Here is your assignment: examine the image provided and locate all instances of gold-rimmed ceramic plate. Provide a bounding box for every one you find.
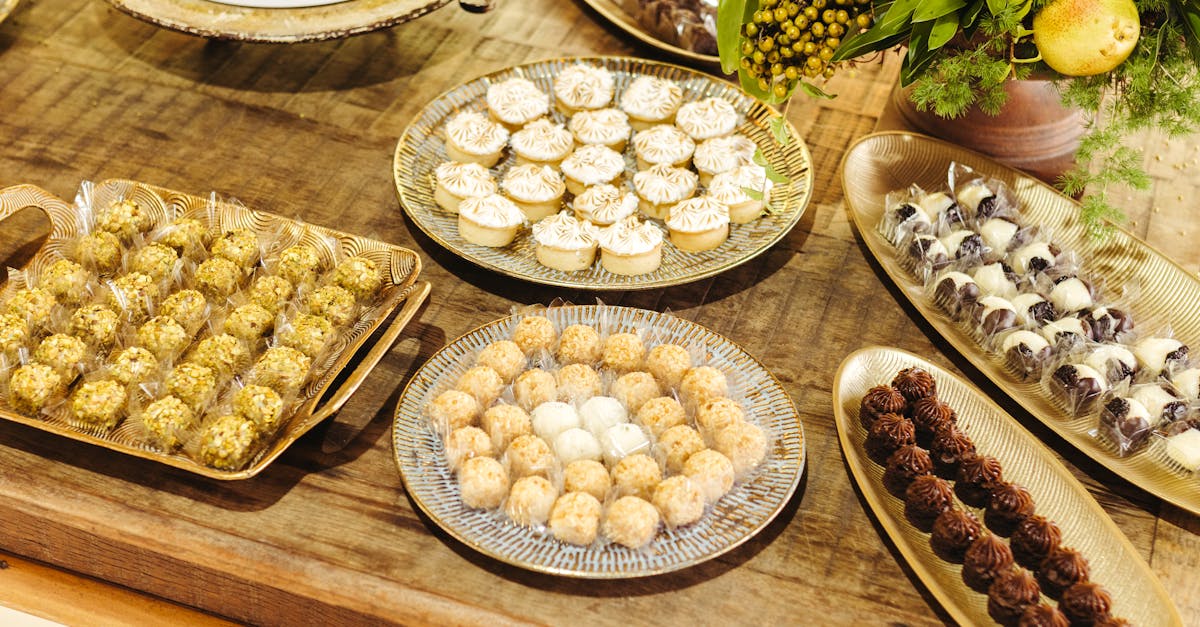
[580,0,721,67]
[105,0,448,43]
[392,304,805,578]
[841,130,1200,516]
[0,181,426,479]
[834,346,1181,626]
[393,56,813,291]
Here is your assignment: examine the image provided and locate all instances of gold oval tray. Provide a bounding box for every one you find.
[105,0,448,43]
[0,181,427,479]
[392,56,814,291]
[392,304,806,578]
[834,346,1181,625]
[0,0,18,26]
[580,0,720,68]
[841,130,1200,516]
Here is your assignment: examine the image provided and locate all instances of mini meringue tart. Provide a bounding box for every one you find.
[666,195,730,252]
[573,183,638,226]
[501,163,566,221]
[597,216,664,276]
[633,164,698,220]
[554,64,615,116]
[443,110,509,168]
[485,76,550,130]
[619,75,683,130]
[568,107,632,152]
[674,97,740,141]
[510,118,575,168]
[457,193,526,247]
[434,161,497,213]
[560,144,626,195]
[531,211,599,272]
[708,164,773,224]
[633,124,695,170]
[693,134,758,186]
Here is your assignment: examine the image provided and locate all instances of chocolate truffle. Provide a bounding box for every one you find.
[1000,330,1052,381]
[1037,547,1091,598]
[929,426,977,479]
[988,568,1042,626]
[909,396,956,447]
[1018,604,1070,627]
[891,367,937,403]
[904,474,954,531]
[1098,397,1153,454]
[908,234,949,268]
[975,296,1019,335]
[929,508,981,563]
[1059,582,1113,626]
[934,271,981,317]
[987,482,1036,536]
[963,533,1015,592]
[859,385,906,429]
[1010,515,1063,569]
[882,445,932,497]
[956,454,1004,508]
[865,412,916,463]
[1012,293,1056,326]
[1080,307,1133,342]
[1132,336,1188,376]
[941,229,984,259]
[1051,364,1107,413]
[1083,344,1137,384]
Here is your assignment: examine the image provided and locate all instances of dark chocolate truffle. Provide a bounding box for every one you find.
[956,454,1004,508]
[1059,582,1113,626]
[1037,547,1090,598]
[1018,603,1069,627]
[934,273,982,318]
[930,426,977,479]
[904,474,954,531]
[891,367,937,403]
[882,445,932,497]
[963,533,1015,592]
[1052,364,1106,412]
[1010,515,1063,569]
[988,568,1042,626]
[929,508,981,563]
[986,482,1035,536]
[909,396,956,447]
[859,385,906,429]
[865,412,916,463]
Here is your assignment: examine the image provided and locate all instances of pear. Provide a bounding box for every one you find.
[1033,0,1140,76]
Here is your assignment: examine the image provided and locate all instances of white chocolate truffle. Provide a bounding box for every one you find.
[603,496,660,548]
[549,491,603,545]
[1129,384,1183,426]
[531,401,581,442]
[556,363,602,401]
[197,414,257,471]
[579,396,628,436]
[6,288,55,329]
[1048,277,1093,313]
[554,427,603,465]
[41,259,89,303]
[446,426,494,471]
[131,243,179,281]
[137,315,190,359]
[1011,293,1051,326]
[233,384,284,431]
[1133,337,1187,375]
[481,403,532,452]
[141,396,195,451]
[159,289,208,331]
[333,256,383,302]
[695,397,745,436]
[476,340,526,383]
[277,244,321,288]
[109,346,158,387]
[225,303,275,341]
[1166,429,1200,471]
[563,459,611,502]
[646,344,691,388]
[657,424,705,474]
[306,285,357,328]
[600,423,651,467]
[1010,241,1057,275]
[652,475,705,528]
[636,396,686,437]
[611,371,661,413]
[458,456,509,509]
[714,421,768,476]
[33,333,87,375]
[918,192,956,219]
[165,362,217,410]
[1084,344,1137,383]
[514,368,558,410]
[9,363,62,413]
[512,315,556,355]
[683,449,735,503]
[610,453,662,500]
[505,476,558,526]
[70,304,120,347]
[602,332,645,372]
[971,263,1016,298]
[1172,368,1200,399]
[455,365,504,406]
[70,379,126,430]
[505,434,556,479]
[979,218,1019,253]
[557,324,601,365]
[428,389,480,432]
[249,275,294,314]
[679,366,728,405]
[1041,317,1089,345]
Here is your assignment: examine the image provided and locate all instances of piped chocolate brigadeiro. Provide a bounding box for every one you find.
[930,426,977,479]
[859,385,906,429]
[929,508,981,563]
[986,482,1036,537]
[1059,582,1113,626]
[1018,604,1069,627]
[904,474,954,532]
[1037,546,1090,598]
[882,445,932,497]
[865,413,916,464]
[909,396,956,447]
[987,567,1042,626]
[891,367,937,404]
[956,454,1004,508]
[1010,515,1063,569]
[963,533,1014,593]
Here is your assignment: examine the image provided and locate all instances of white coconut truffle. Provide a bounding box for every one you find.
[652,476,705,528]
[458,456,509,509]
[428,389,480,432]
[579,396,628,436]
[505,476,558,526]
[563,459,611,502]
[603,496,660,548]
[505,434,556,479]
[549,491,602,546]
[531,401,581,442]
[600,423,651,467]
[446,426,494,471]
[636,396,687,437]
[610,371,661,413]
[513,368,557,411]
[554,427,603,465]
[683,449,735,503]
[610,453,662,500]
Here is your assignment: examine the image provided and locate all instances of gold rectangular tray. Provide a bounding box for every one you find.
[840,131,1200,515]
[0,181,428,480]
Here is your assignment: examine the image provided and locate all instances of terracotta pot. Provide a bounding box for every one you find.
[891,79,1087,185]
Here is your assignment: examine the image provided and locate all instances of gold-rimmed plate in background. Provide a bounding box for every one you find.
[834,346,1181,626]
[840,131,1200,516]
[579,0,721,68]
[393,304,805,578]
[393,56,813,291]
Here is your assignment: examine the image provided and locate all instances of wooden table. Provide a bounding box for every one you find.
[0,0,1198,624]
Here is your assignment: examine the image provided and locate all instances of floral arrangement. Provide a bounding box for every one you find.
[717,0,1200,233]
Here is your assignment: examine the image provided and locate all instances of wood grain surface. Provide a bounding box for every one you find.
[0,0,1197,624]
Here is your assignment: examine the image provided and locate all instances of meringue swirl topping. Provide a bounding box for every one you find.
[445,111,509,156]
[435,161,497,199]
[573,184,638,225]
[598,216,663,255]
[486,77,551,126]
[561,144,626,185]
[666,195,730,232]
[633,164,698,205]
[675,97,739,141]
[554,64,615,110]
[459,193,525,228]
[619,75,683,122]
[511,118,574,162]
[532,211,598,249]
[501,164,566,203]
[633,124,695,166]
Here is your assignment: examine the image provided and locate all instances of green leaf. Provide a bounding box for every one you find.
[717,0,754,75]
[830,0,922,61]
[768,117,791,145]
[912,0,966,23]
[1177,0,1200,67]
[961,0,985,27]
[738,70,778,104]
[741,186,764,201]
[901,21,940,85]
[752,148,769,167]
[764,166,789,184]
[985,0,1007,16]
[928,12,960,50]
[798,81,836,100]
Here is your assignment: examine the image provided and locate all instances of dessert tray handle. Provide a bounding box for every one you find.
[0,184,81,241]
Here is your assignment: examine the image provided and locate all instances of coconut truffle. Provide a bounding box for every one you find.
[141,395,196,451]
[137,315,190,359]
[109,346,158,387]
[549,491,603,545]
[197,414,258,470]
[683,449,735,503]
[653,475,705,527]
[9,363,63,413]
[0,313,28,356]
[646,344,692,388]
[277,244,321,288]
[333,256,382,302]
[279,313,335,359]
[34,333,87,375]
[657,424,705,474]
[603,496,661,548]
[512,315,556,355]
[248,275,294,314]
[505,476,558,526]
[636,396,687,437]
[531,401,581,441]
[131,243,179,281]
[476,340,526,383]
[556,363,602,401]
[600,423,651,466]
[7,287,56,328]
[224,303,275,341]
[563,459,611,501]
[41,259,89,303]
[165,362,217,410]
[75,231,123,275]
[446,426,494,471]
[233,384,284,432]
[557,324,601,365]
[70,304,120,347]
[714,421,768,476]
[428,389,480,432]
[455,365,504,406]
[554,427,603,465]
[610,453,662,500]
[70,380,127,430]
[504,434,556,478]
[513,368,557,410]
[252,344,312,392]
[611,371,661,413]
[159,289,208,331]
[602,332,646,372]
[579,396,628,436]
[458,456,509,509]
[194,257,243,299]
[211,229,260,268]
[695,397,745,436]
[97,198,153,240]
[680,366,728,406]
[480,403,531,451]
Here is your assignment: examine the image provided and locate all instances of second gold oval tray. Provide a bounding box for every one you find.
[841,130,1200,516]
[834,346,1180,626]
[580,0,721,68]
